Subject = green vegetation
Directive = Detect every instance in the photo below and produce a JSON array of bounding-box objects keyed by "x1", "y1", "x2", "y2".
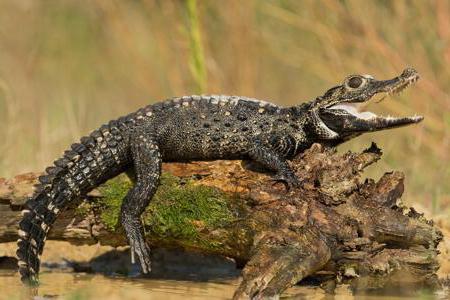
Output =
[
  {"x1": 97, "y1": 174, "x2": 133, "y2": 231},
  {"x1": 186, "y1": 0, "x2": 207, "y2": 94},
  {"x1": 145, "y1": 173, "x2": 233, "y2": 244},
  {"x1": 97, "y1": 172, "x2": 234, "y2": 248}
]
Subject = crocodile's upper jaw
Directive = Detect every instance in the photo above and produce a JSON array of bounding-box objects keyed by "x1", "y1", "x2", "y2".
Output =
[{"x1": 317, "y1": 67, "x2": 423, "y2": 137}]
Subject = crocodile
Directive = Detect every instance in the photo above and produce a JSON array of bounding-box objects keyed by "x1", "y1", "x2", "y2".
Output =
[{"x1": 17, "y1": 67, "x2": 422, "y2": 284}]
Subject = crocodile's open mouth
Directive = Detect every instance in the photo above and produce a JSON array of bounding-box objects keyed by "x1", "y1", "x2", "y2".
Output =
[
  {"x1": 328, "y1": 69, "x2": 422, "y2": 123},
  {"x1": 319, "y1": 68, "x2": 423, "y2": 134}
]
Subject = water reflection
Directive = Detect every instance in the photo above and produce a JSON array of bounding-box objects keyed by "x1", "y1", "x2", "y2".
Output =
[
  {"x1": 1, "y1": 245, "x2": 447, "y2": 300},
  {"x1": 1, "y1": 270, "x2": 446, "y2": 300},
  {"x1": 1, "y1": 271, "x2": 238, "y2": 300}
]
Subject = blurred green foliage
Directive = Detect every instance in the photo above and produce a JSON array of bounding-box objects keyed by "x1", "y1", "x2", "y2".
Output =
[{"x1": 0, "y1": 0, "x2": 448, "y2": 214}]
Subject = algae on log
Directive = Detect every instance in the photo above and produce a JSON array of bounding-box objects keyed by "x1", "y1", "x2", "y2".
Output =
[{"x1": 0, "y1": 143, "x2": 443, "y2": 299}]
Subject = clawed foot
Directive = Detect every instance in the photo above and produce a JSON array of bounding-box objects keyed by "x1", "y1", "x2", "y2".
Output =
[
  {"x1": 271, "y1": 172, "x2": 301, "y2": 191},
  {"x1": 129, "y1": 233, "x2": 152, "y2": 274},
  {"x1": 122, "y1": 218, "x2": 152, "y2": 274}
]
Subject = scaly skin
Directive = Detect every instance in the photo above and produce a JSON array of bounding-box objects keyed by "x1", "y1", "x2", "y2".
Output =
[{"x1": 17, "y1": 68, "x2": 422, "y2": 284}]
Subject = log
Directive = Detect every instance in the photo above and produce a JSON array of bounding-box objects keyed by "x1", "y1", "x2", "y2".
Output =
[{"x1": 0, "y1": 143, "x2": 443, "y2": 299}]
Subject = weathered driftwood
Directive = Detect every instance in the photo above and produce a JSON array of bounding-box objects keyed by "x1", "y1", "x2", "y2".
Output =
[{"x1": 0, "y1": 143, "x2": 442, "y2": 299}]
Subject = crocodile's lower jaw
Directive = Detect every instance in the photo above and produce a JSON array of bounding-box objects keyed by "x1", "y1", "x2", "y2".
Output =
[{"x1": 375, "y1": 115, "x2": 424, "y2": 126}]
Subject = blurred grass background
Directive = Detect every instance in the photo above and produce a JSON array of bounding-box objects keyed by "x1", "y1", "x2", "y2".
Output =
[{"x1": 0, "y1": 0, "x2": 448, "y2": 215}]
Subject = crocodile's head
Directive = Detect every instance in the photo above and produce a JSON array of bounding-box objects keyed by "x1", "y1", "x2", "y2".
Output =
[{"x1": 309, "y1": 67, "x2": 422, "y2": 141}]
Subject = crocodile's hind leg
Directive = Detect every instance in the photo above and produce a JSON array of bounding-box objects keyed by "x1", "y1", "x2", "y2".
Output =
[{"x1": 120, "y1": 134, "x2": 161, "y2": 273}]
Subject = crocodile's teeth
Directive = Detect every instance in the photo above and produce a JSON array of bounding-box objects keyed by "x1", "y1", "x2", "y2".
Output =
[{"x1": 391, "y1": 74, "x2": 418, "y2": 95}]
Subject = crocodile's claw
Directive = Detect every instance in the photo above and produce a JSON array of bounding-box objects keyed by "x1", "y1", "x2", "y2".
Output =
[
  {"x1": 129, "y1": 233, "x2": 152, "y2": 274},
  {"x1": 122, "y1": 216, "x2": 152, "y2": 274}
]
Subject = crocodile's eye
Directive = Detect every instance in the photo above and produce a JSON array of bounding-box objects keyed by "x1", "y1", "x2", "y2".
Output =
[{"x1": 346, "y1": 76, "x2": 365, "y2": 89}]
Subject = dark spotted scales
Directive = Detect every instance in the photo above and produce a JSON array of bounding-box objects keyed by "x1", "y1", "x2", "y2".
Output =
[{"x1": 17, "y1": 68, "x2": 424, "y2": 284}]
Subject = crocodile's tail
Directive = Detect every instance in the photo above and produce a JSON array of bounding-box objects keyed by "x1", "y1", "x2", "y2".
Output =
[
  {"x1": 16, "y1": 176, "x2": 71, "y2": 284},
  {"x1": 16, "y1": 119, "x2": 131, "y2": 284}
]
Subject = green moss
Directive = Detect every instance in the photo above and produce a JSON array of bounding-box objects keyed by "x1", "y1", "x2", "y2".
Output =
[
  {"x1": 97, "y1": 172, "x2": 235, "y2": 248},
  {"x1": 145, "y1": 173, "x2": 234, "y2": 248},
  {"x1": 97, "y1": 174, "x2": 132, "y2": 231},
  {"x1": 74, "y1": 202, "x2": 92, "y2": 217}
]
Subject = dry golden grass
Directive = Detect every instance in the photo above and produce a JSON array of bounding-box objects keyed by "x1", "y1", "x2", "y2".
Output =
[{"x1": 0, "y1": 0, "x2": 448, "y2": 214}]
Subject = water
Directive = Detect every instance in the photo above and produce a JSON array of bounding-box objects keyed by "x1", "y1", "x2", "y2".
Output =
[
  {"x1": 1, "y1": 270, "x2": 446, "y2": 300},
  {"x1": 1, "y1": 270, "x2": 238, "y2": 300},
  {"x1": 0, "y1": 242, "x2": 446, "y2": 300}
]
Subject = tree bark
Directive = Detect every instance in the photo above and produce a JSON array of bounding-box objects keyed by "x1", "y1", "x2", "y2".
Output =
[{"x1": 0, "y1": 143, "x2": 442, "y2": 299}]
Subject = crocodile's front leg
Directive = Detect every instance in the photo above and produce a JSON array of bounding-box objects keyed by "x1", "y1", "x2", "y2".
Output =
[
  {"x1": 120, "y1": 133, "x2": 162, "y2": 273},
  {"x1": 248, "y1": 142, "x2": 300, "y2": 190}
]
